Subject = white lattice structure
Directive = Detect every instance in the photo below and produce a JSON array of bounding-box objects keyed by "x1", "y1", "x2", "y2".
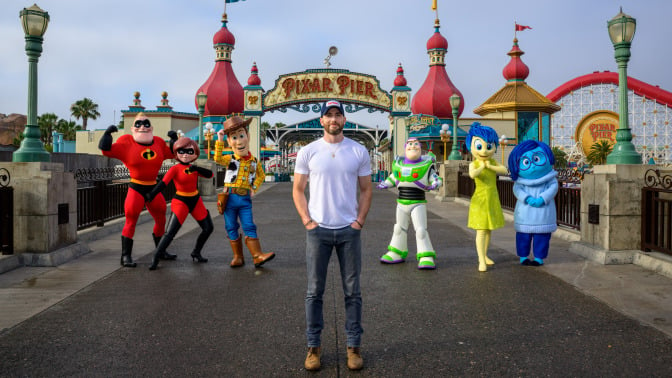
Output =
[{"x1": 548, "y1": 72, "x2": 672, "y2": 163}]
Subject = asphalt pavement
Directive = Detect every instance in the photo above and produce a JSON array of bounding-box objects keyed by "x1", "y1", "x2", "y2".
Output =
[{"x1": 1, "y1": 182, "x2": 672, "y2": 377}]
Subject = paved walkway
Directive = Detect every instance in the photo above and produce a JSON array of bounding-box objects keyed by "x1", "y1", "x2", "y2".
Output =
[{"x1": 1, "y1": 183, "x2": 672, "y2": 376}]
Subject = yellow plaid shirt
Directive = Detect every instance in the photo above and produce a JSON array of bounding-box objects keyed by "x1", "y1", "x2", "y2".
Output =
[{"x1": 214, "y1": 140, "x2": 265, "y2": 192}]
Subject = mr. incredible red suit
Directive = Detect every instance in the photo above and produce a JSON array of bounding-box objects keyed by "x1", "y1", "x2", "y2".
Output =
[
  {"x1": 98, "y1": 112, "x2": 177, "y2": 267},
  {"x1": 147, "y1": 137, "x2": 214, "y2": 271}
]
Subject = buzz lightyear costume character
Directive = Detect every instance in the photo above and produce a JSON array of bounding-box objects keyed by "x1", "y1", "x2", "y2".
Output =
[{"x1": 377, "y1": 138, "x2": 443, "y2": 269}]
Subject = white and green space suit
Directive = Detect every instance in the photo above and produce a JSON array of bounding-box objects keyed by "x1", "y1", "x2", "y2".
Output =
[{"x1": 378, "y1": 153, "x2": 443, "y2": 269}]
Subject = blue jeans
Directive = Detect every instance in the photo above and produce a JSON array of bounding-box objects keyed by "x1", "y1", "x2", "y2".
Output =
[
  {"x1": 224, "y1": 193, "x2": 257, "y2": 240},
  {"x1": 305, "y1": 225, "x2": 363, "y2": 348}
]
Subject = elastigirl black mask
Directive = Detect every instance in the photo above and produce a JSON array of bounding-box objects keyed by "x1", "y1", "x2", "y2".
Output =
[{"x1": 176, "y1": 148, "x2": 195, "y2": 155}]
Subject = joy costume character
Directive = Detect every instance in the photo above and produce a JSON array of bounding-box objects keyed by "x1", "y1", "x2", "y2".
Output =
[
  {"x1": 508, "y1": 140, "x2": 558, "y2": 266},
  {"x1": 99, "y1": 113, "x2": 177, "y2": 267},
  {"x1": 466, "y1": 123, "x2": 508, "y2": 272},
  {"x1": 147, "y1": 138, "x2": 214, "y2": 270},
  {"x1": 378, "y1": 138, "x2": 443, "y2": 269},
  {"x1": 214, "y1": 115, "x2": 275, "y2": 268}
]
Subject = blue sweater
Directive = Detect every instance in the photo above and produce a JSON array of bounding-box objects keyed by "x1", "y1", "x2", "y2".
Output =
[{"x1": 512, "y1": 170, "x2": 558, "y2": 233}]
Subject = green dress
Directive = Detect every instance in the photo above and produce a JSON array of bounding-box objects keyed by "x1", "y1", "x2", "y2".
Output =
[{"x1": 468, "y1": 159, "x2": 505, "y2": 230}]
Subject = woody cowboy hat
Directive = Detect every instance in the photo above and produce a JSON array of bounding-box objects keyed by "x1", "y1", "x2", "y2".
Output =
[{"x1": 223, "y1": 115, "x2": 252, "y2": 134}]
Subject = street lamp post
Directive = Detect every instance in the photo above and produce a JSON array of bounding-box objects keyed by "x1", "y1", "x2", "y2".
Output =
[
  {"x1": 440, "y1": 124, "x2": 450, "y2": 162},
  {"x1": 13, "y1": 4, "x2": 50, "y2": 162},
  {"x1": 203, "y1": 122, "x2": 214, "y2": 160},
  {"x1": 606, "y1": 8, "x2": 642, "y2": 164},
  {"x1": 499, "y1": 134, "x2": 508, "y2": 165},
  {"x1": 448, "y1": 94, "x2": 462, "y2": 160},
  {"x1": 196, "y1": 92, "x2": 207, "y2": 152}
]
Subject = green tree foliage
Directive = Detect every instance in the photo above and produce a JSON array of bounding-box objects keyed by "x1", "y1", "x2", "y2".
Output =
[
  {"x1": 38, "y1": 112, "x2": 59, "y2": 146},
  {"x1": 70, "y1": 97, "x2": 100, "y2": 131},
  {"x1": 586, "y1": 140, "x2": 613, "y2": 166},
  {"x1": 55, "y1": 119, "x2": 81, "y2": 141},
  {"x1": 552, "y1": 146, "x2": 568, "y2": 168}
]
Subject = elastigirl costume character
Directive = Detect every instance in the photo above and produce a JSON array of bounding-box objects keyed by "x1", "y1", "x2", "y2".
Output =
[
  {"x1": 147, "y1": 137, "x2": 214, "y2": 270},
  {"x1": 214, "y1": 115, "x2": 275, "y2": 268},
  {"x1": 377, "y1": 138, "x2": 443, "y2": 269},
  {"x1": 98, "y1": 113, "x2": 177, "y2": 268}
]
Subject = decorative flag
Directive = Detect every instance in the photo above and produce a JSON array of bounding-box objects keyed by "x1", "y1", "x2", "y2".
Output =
[
  {"x1": 225, "y1": 0, "x2": 246, "y2": 3},
  {"x1": 515, "y1": 23, "x2": 532, "y2": 31},
  {"x1": 431, "y1": 0, "x2": 437, "y2": 11}
]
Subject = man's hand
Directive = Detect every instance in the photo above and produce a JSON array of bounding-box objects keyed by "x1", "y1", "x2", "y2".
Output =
[
  {"x1": 376, "y1": 181, "x2": 390, "y2": 190},
  {"x1": 105, "y1": 125, "x2": 118, "y2": 135},
  {"x1": 167, "y1": 130, "x2": 178, "y2": 141}
]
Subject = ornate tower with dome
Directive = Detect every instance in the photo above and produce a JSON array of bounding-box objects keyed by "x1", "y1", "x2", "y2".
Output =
[{"x1": 474, "y1": 38, "x2": 560, "y2": 145}]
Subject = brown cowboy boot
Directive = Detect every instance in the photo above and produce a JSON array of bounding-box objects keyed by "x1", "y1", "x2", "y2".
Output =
[
  {"x1": 244, "y1": 236, "x2": 275, "y2": 267},
  {"x1": 229, "y1": 236, "x2": 245, "y2": 267}
]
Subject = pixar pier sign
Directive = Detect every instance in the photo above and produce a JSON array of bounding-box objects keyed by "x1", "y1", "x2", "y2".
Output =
[{"x1": 263, "y1": 69, "x2": 392, "y2": 112}]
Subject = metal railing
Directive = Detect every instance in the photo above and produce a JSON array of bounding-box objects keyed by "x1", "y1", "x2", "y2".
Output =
[
  {"x1": 75, "y1": 165, "x2": 176, "y2": 230},
  {"x1": 641, "y1": 169, "x2": 672, "y2": 256},
  {"x1": 457, "y1": 165, "x2": 582, "y2": 230}
]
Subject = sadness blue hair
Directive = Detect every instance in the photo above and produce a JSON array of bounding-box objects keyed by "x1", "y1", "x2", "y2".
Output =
[
  {"x1": 465, "y1": 122, "x2": 500, "y2": 152},
  {"x1": 507, "y1": 140, "x2": 555, "y2": 181}
]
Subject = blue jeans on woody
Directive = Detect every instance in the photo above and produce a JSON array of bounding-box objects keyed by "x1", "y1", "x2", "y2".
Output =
[
  {"x1": 305, "y1": 225, "x2": 363, "y2": 348},
  {"x1": 224, "y1": 193, "x2": 257, "y2": 240}
]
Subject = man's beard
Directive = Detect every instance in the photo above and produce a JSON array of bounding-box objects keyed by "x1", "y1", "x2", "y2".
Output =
[{"x1": 324, "y1": 124, "x2": 343, "y2": 136}]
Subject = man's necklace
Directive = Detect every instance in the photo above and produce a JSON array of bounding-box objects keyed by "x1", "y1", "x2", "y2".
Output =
[{"x1": 327, "y1": 141, "x2": 342, "y2": 158}]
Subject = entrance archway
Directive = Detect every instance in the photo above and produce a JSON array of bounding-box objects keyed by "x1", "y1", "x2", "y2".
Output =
[{"x1": 242, "y1": 68, "x2": 413, "y2": 172}]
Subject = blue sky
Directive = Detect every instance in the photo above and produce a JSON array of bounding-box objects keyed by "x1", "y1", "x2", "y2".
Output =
[{"x1": 1, "y1": 0, "x2": 670, "y2": 131}]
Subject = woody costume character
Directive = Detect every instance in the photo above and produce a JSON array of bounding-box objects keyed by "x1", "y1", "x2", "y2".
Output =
[
  {"x1": 214, "y1": 115, "x2": 275, "y2": 268},
  {"x1": 99, "y1": 113, "x2": 177, "y2": 267},
  {"x1": 147, "y1": 137, "x2": 214, "y2": 270}
]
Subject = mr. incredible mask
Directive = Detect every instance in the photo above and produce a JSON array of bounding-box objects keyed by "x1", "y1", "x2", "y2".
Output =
[{"x1": 132, "y1": 113, "x2": 154, "y2": 144}]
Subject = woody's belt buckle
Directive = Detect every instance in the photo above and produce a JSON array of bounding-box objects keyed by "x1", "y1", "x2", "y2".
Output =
[{"x1": 233, "y1": 188, "x2": 249, "y2": 196}]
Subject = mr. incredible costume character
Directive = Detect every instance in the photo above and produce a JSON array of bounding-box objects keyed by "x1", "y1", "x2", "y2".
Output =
[
  {"x1": 377, "y1": 138, "x2": 443, "y2": 269},
  {"x1": 214, "y1": 115, "x2": 275, "y2": 268},
  {"x1": 147, "y1": 137, "x2": 214, "y2": 270},
  {"x1": 99, "y1": 112, "x2": 177, "y2": 267}
]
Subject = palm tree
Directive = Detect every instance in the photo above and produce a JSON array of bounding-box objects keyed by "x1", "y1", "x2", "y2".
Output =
[
  {"x1": 37, "y1": 112, "x2": 59, "y2": 146},
  {"x1": 55, "y1": 119, "x2": 81, "y2": 141},
  {"x1": 586, "y1": 140, "x2": 613, "y2": 166},
  {"x1": 70, "y1": 98, "x2": 100, "y2": 130},
  {"x1": 552, "y1": 146, "x2": 568, "y2": 168}
]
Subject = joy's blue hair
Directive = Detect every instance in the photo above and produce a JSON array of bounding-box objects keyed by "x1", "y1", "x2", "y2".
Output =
[
  {"x1": 465, "y1": 122, "x2": 499, "y2": 152},
  {"x1": 507, "y1": 140, "x2": 555, "y2": 181}
]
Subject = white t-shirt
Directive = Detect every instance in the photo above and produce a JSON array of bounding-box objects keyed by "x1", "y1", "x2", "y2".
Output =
[{"x1": 295, "y1": 137, "x2": 371, "y2": 229}]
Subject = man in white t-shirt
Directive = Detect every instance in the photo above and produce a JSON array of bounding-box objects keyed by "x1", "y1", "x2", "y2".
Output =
[{"x1": 292, "y1": 99, "x2": 372, "y2": 372}]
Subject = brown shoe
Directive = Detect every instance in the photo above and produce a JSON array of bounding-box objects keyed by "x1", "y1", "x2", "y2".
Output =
[
  {"x1": 304, "y1": 347, "x2": 321, "y2": 371},
  {"x1": 347, "y1": 347, "x2": 363, "y2": 370}
]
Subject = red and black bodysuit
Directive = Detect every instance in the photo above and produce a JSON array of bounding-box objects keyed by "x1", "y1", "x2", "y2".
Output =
[
  {"x1": 99, "y1": 119, "x2": 177, "y2": 268},
  {"x1": 162, "y1": 163, "x2": 213, "y2": 224},
  {"x1": 102, "y1": 133, "x2": 173, "y2": 239},
  {"x1": 147, "y1": 137, "x2": 214, "y2": 270}
]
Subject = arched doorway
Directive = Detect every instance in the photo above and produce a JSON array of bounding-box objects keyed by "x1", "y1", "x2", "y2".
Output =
[{"x1": 243, "y1": 68, "x2": 413, "y2": 175}]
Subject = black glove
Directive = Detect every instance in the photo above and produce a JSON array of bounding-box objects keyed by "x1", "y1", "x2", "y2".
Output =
[
  {"x1": 98, "y1": 125, "x2": 118, "y2": 151},
  {"x1": 167, "y1": 130, "x2": 178, "y2": 152},
  {"x1": 145, "y1": 181, "x2": 166, "y2": 203},
  {"x1": 187, "y1": 165, "x2": 213, "y2": 178}
]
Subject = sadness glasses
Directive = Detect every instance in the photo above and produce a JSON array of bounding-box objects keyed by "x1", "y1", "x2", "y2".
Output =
[
  {"x1": 133, "y1": 119, "x2": 151, "y2": 128},
  {"x1": 176, "y1": 148, "x2": 195, "y2": 155}
]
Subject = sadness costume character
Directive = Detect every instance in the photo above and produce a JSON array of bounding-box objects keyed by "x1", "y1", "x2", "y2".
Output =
[
  {"x1": 378, "y1": 138, "x2": 443, "y2": 269},
  {"x1": 466, "y1": 123, "x2": 508, "y2": 272},
  {"x1": 147, "y1": 137, "x2": 214, "y2": 270},
  {"x1": 99, "y1": 113, "x2": 177, "y2": 267},
  {"x1": 508, "y1": 140, "x2": 558, "y2": 266},
  {"x1": 214, "y1": 116, "x2": 275, "y2": 268}
]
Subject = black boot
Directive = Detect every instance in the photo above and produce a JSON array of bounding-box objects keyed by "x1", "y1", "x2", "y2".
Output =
[
  {"x1": 153, "y1": 233, "x2": 177, "y2": 260},
  {"x1": 191, "y1": 212, "x2": 214, "y2": 263},
  {"x1": 121, "y1": 236, "x2": 137, "y2": 268},
  {"x1": 149, "y1": 216, "x2": 182, "y2": 271}
]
